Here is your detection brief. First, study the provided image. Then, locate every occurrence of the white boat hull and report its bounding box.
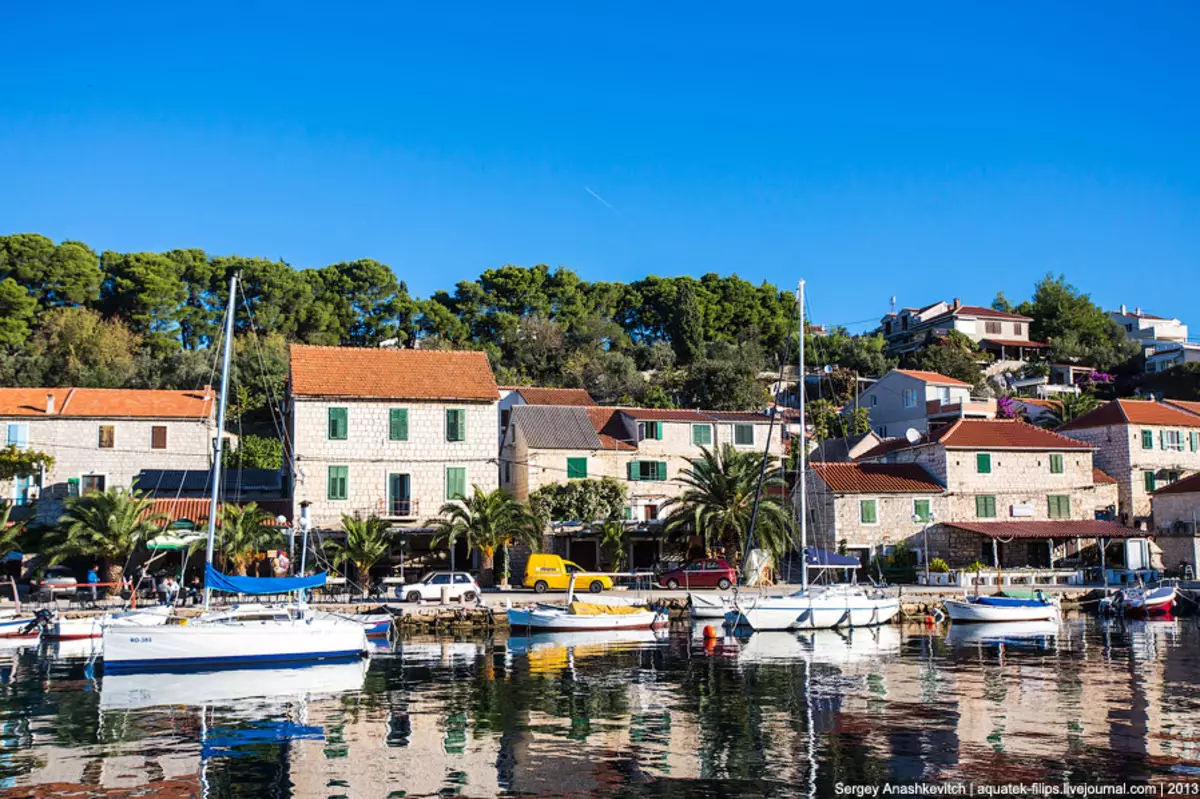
[102,618,369,672]
[48,606,173,641]
[507,607,666,631]
[946,620,1060,646]
[689,593,731,620]
[0,615,38,639]
[728,588,900,631]
[943,599,1058,623]
[314,611,394,637]
[1122,586,1176,616]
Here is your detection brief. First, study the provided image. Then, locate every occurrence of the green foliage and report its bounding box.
[599,520,628,570]
[0,502,27,561]
[670,280,704,365]
[529,478,627,525]
[325,515,392,593]
[28,307,142,388]
[217,502,282,576]
[661,444,792,570]
[1139,363,1200,402]
[1017,274,1138,370]
[222,434,284,470]
[51,488,166,591]
[0,445,54,480]
[805,400,869,441]
[928,557,950,574]
[0,278,37,346]
[433,486,541,586]
[905,332,986,391]
[807,328,895,388]
[965,560,988,573]
[991,291,1014,313]
[680,341,768,411]
[1039,391,1101,427]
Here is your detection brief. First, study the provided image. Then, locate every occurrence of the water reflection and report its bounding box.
[0,618,1195,797]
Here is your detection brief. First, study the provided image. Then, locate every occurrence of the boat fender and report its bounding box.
[703,625,718,640]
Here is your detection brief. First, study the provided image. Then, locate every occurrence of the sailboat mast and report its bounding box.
[797,279,808,592]
[203,274,238,610]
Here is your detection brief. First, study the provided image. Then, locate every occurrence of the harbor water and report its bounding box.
[1,616,1198,797]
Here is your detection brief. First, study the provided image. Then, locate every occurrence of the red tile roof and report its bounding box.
[505,386,595,406]
[615,408,772,423]
[892,369,973,387]
[1057,399,1200,431]
[944,305,1032,321]
[855,437,919,460]
[584,407,638,451]
[1015,398,1061,409]
[1151,472,1200,496]
[811,462,944,494]
[0,388,213,419]
[1164,399,1200,418]
[290,345,498,401]
[946,520,1141,540]
[861,419,1092,456]
[1092,467,1118,485]
[143,498,292,527]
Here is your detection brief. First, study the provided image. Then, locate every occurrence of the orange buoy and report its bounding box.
[924,615,936,625]
[703,625,718,640]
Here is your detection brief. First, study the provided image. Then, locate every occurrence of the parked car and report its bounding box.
[523,554,613,594]
[32,566,78,601]
[657,559,735,590]
[396,572,481,603]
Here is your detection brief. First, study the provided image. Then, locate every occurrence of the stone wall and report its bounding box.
[805,472,946,559]
[291,397,498,529]
[1151,491,1200,529]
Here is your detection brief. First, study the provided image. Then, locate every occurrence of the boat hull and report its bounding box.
[943,599,1058,623]
[1123,586,1176,617]
[507,607,666,632]
[688,594,731,620]
[101,619,370,673]
[729,591,900,631]
[0,616,37,638]
[47,606,173,641]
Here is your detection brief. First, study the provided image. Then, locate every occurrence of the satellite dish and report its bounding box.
[904,428,922,444]
[823,365,833,374]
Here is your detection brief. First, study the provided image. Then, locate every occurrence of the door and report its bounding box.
[389,474,411,516]
[82,474,106,496]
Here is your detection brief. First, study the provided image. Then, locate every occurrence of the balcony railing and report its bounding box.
[377,498,420,519]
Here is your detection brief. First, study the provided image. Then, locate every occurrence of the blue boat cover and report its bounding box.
[202,721,324,758]
[974,595,1050,608]
[204,563,326,594]
[804,547,860,568]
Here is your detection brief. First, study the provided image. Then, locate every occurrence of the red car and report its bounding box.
[657,559,735,590]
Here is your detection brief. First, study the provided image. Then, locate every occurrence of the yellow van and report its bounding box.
[524,554,614,594]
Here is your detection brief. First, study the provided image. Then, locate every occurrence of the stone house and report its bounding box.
[1149,472,1200,576]
[856,369,995,438]
[497,385,595,446]
[802,461,947,567]
[287,345,500,531]
[1057,399,1200,525]
[857,418,1119,567]
[0,387,218,524]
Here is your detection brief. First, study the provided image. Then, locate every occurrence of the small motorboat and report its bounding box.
[688,593,732,620]
[506,572,666,632]
[314,610,394,638]
[1108,583,1177,618]
[0,613,40,640]
[943,592,1059,623]
[46,605,173,641]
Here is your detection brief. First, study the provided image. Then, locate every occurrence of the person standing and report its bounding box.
[86,564,99,603]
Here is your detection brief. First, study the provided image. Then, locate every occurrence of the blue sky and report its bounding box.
[2,2,1197,331]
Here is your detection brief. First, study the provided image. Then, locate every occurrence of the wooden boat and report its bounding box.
[0,613,39,639]
[47,605,173,641]
[506,572,667,632]
[943,593,1059,623]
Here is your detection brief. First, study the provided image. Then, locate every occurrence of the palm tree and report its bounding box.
[52,488,166,593]
[598,519,628,571]
[1041,391,1102,428]
[660,444,793,571]
[217,502,281,576]
[432,486,541,587]
[325,514,392,596]
[0,501,26,561]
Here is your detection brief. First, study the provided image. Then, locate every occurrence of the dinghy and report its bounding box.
[943,592,1059,623]
[1112,583,1176,617]
[688,593,732,620]
[507,572,666,632]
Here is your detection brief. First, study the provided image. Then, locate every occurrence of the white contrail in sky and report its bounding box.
[585,186,622,217]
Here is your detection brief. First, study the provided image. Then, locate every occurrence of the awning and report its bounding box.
[147,532,206,551]
[946,520,1141,540]
[204,563,326,594]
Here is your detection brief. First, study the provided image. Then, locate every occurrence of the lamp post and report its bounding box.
[913,510,937,584]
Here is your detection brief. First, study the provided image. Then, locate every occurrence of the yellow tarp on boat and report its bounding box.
[568,602,645,616]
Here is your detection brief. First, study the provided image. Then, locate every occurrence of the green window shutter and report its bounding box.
[446,409,466,442]
[389,408,408,441]
[1048,495,1070,519]
[628,461,640,482]
[1191,432,1199,452]
[1144,471,1156,492]
[652,421,663,440]
[976,453,991,474]
[976,495,996,518]
[1049,454,1064,474]
[692,425,712,446]
[446,467,466,500]
[652,461,667,481]
[913,499,930,522]
[623,507,632,520]
[567,457,587,479]
[1142,430,1154,449]
[327,466,348,500]
[328,407,348,440]
[735,424,754,445]
[860,499,877,524]
[1160,430,1166,450]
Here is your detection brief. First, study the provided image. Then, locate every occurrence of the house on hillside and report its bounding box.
[0,387,219,523]
[879,299,1047,361]
[856,369,995,438]
[1057,399,1200,525]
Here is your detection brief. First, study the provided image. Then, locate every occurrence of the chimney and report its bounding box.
[1120,304,1127,315]
[45,393,55,415]
[952,298,961,310]
[1135,306,1141,316]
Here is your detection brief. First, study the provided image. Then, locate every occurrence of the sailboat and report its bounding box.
[101,274,369,673]
[727,279,900,632]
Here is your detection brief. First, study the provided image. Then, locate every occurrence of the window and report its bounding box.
[975,495,997,518]
[913,499,931,523]
[870,395,878,407]
[1014,323,1024,336]
[860,499,878,525]
[876,426,888,437]
[6,423,28,449]
[1141,430,1154,449]
[327,466,348,500]
[82,474,105,496]
[1143,471,1156,492]
[446,409,466,442]
[629,461,667,481]
[567,457,588,479]
[445,467,467,500]
[1191,432,1200,452]
[692,424,713,446]
[638,421,663,441]
[903,388,918,408]
[938,386,952,404]
[1161,430,1184,451]
[388,473,411,515]
[976,453,992,474]
[389,408,409,441]
[1167,471,1182,484]
[151,425,168,450]
[98,425,115,449]
[985,321,1002,335]
[504,462,511,483]
[1047,495,1070,519]
[623,507,632,520]
[500,409,511,432]
[1049,453,1064,474]
[66,477,80,497]
[327,408,348,440]
[431,574,452,585]
[734,424,754,446]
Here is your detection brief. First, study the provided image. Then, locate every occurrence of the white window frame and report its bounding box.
[1162,430,1184,452]
[79,472,110,497]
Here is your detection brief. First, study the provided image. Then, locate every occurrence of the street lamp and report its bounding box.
[913,510,937,584]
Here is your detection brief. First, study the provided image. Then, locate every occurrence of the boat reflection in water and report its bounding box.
[945,620,1061,649]
[732,625,903,665]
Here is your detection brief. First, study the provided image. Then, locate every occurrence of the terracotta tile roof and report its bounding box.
[585,407,638,451]
[1057,399,1200,431]
[856,437,918,460]
[0,387,213,419]
[811,462,944,494]
[505,386,595,406]
[510,405,603,450]
[1164,399,1200,418]
[892,369,973,387]
[143,498,292,527]
[1015,398,1061,409]
[946,520,1141,540]
[979,338,1048,348]
[290,345,498,401]
[615,408,773,423]
[861,419,1092,455]
[1092,467,1118,485]
[1151,472,1200,496]
[940,305,1032,321]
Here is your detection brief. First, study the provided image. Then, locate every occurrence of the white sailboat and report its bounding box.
[728,280,900,632]
[101,274,369,673]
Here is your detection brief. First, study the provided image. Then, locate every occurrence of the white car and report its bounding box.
[397,572,481,604]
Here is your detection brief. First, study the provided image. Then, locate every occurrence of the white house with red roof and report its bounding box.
[855,368,996,438]
[879,298,1047,360]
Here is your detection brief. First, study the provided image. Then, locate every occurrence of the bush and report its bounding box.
[964,560,988,573]
[929,558,949,574]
